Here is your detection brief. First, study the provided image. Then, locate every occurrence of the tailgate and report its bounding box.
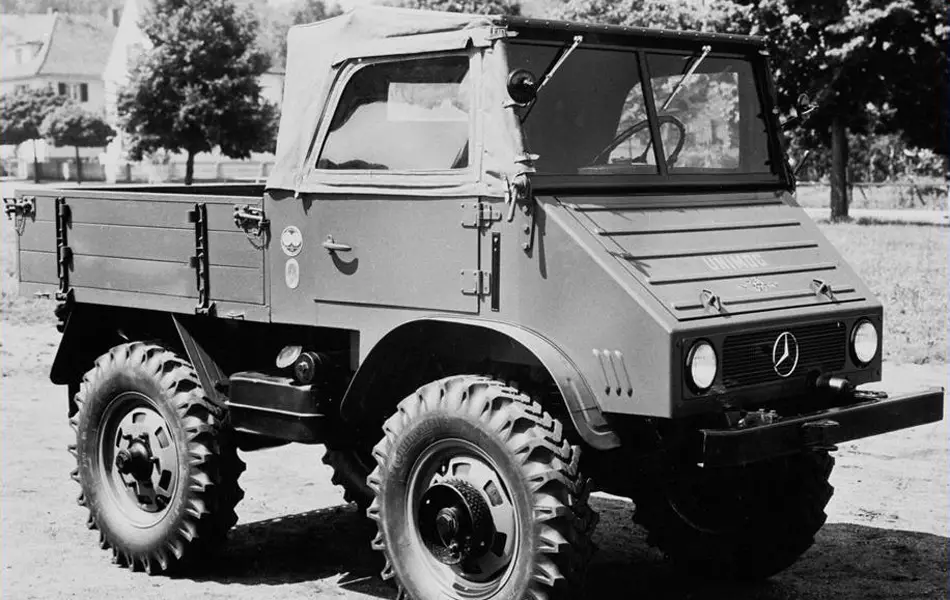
[564,192,868,321]
[15,190,266,316]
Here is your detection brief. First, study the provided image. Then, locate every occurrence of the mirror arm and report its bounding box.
[536,35,583,93]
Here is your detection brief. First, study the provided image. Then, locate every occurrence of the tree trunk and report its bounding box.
[32,139,40,183]
[74,146,83,185]
[830,116,849,221]
[185,151,195,185]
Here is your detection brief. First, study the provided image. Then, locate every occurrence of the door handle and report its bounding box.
[322,235,352,253]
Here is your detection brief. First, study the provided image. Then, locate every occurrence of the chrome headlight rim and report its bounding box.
[685,339,718,393]
[850,319,879,366]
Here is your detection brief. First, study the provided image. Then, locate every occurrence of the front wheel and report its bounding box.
[633,451,834,579]
[367,376,596,600]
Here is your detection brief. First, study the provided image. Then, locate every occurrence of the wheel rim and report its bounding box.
[407,438,520,598]
[98,391,180,527]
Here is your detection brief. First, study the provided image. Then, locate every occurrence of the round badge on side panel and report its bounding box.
[280,226,303,257]
[285,258,300,289]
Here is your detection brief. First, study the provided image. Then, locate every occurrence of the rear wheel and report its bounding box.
[322,443,375,510]
[69,342,244,573]
[367,376,596,600]
[633,451,834,579]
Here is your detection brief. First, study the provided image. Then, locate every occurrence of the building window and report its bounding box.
[57,82,90,102]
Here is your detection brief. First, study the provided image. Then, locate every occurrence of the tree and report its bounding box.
[558,0,751,33]
[40,103,114,184]
[397,0,522,15]
[745,0,948,220]
[0,87,68,182]
[116,0,277,185]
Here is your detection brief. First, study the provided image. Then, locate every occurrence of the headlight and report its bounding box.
[851,320,879,366]
[686,340,717,391]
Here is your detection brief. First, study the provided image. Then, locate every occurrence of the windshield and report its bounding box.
[507,42,778,181]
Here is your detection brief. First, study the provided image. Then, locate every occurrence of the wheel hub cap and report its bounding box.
[419,479,493,565]
[102,396,180,518]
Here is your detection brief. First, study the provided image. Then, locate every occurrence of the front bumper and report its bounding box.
[701,387,944,467]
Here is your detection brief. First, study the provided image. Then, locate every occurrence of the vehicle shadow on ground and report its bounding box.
[177,503,391,598]
[590,496,949,600]
[177,496,949,600]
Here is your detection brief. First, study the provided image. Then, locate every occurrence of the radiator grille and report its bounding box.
[721,322,847,388]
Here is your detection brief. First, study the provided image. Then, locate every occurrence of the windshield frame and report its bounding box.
[503,32,791,193]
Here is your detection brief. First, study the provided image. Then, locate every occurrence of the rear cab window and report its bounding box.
[317,54,473,172]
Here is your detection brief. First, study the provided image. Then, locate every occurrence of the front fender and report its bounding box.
[340,316,620,450]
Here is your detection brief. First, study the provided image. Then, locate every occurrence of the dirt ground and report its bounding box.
[1,319,947,599]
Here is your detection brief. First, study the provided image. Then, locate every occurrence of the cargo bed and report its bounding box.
[10,184,270,322]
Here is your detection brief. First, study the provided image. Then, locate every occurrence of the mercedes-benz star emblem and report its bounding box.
[772,332,800,378]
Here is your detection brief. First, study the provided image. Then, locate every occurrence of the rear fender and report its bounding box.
[340,317,620,450]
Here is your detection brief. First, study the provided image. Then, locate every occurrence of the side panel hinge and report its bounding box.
[460,269,492,296]
[188,203,216,316]
[54,196,73,301]
[461,202,501,229]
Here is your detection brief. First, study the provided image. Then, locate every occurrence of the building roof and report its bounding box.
[0,12,117,81]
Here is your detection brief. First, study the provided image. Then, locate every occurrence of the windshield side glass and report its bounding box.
[507,42,777,180]
[317,55,472,171]
[647,52,772,174]
[508,43,659,176]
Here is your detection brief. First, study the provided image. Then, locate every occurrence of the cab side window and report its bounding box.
[317,55,472,171]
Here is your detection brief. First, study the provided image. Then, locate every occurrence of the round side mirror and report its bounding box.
[507,69,538,105]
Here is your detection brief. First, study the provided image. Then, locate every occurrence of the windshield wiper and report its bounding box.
[660,44,712,111]
[520,35,583,123]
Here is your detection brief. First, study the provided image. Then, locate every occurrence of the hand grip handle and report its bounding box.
[322,235,352,253]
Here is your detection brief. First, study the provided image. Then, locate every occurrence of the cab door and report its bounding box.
[267,52,482,325]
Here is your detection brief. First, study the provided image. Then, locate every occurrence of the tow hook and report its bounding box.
[802,419,840,451]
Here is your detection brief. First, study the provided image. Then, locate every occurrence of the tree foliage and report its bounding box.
[396,0,522,16]
[0,87,68,146]
[0,0,118,14]
[748,0,948,156]
[40,103,114,148]
[558,0,749,32]
[116,0,277,184]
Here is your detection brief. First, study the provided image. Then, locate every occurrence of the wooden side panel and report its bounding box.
[16,191,266,310]
[20,251,57,284]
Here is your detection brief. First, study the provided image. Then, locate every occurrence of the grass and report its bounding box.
[1,196,946,365]
[816,220,948,364]
[796,183,948,211]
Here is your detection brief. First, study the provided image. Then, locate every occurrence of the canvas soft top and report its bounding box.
[267,6,514,197]
[266,7,768,197]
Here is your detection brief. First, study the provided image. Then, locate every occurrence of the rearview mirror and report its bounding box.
[507,69,538,105]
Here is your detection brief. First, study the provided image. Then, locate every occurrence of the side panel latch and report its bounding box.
[4,195,35,235]
[233,204,269,240]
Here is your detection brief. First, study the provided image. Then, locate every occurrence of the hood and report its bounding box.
[561,191,869,321]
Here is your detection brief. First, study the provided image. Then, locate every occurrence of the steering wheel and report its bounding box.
[589,115,686,168]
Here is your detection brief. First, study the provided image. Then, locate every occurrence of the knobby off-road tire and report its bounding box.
[68,342,245,574]
[322,444,375,510]
[367,376,596,600]
[633,451,834,580]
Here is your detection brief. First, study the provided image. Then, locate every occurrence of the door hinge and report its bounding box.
[188,203,216,316]
[54,196,73,301]
[461,202,501,229]
[460,269,492,296]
